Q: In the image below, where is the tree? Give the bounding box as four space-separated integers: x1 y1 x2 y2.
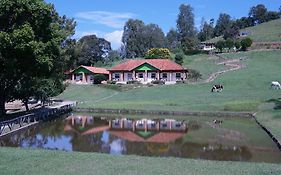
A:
0 0 76 116
240 38 253 51
214 13 232 37
145 48 171 59
215 40 225 52
198 19 214 42
165 28 180 50
122 19 165 58
223 23 239 40
249 4 268 24
225 38 234 51
175 53 184 65
144 24 165 49
235 17 255 29
75 35 111 66
176 4 197 53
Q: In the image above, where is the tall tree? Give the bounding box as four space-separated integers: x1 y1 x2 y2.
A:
214 13 232 37
144 24 165 49
176 4 197 53
75 35 111 66
249 4 268 24
122 19 165 58
165 28 180 50
0 0 76 116
198 18 214 41
122 19 146 58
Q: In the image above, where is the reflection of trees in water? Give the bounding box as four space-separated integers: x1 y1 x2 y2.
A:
0 118 71 149
180 142 252 161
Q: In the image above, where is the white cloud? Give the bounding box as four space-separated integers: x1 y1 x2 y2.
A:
104 30 123 50
75 11 136 28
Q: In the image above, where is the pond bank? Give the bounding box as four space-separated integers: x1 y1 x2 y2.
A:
74 107 253 118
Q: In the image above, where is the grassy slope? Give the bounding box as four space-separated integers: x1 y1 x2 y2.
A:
240 19 281 42
206 18 281 43
0 147 280 175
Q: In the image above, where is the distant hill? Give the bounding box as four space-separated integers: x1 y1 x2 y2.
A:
205 18 281 43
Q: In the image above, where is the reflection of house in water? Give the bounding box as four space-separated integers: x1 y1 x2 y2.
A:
64 116 188 143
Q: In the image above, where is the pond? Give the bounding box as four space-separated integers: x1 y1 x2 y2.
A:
1 113 281 163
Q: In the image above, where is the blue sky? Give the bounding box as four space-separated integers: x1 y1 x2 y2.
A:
45 0 280 49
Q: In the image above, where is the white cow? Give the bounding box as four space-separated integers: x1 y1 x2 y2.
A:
271 81 281 89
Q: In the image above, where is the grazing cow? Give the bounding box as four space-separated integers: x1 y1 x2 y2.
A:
213 119 223 124
211 84 223 92
271 81 281 89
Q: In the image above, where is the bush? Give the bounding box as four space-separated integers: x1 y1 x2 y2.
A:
175 53 184 65
93 74 107 84
188 69 202 81
145 48 171 59
127 80 141 84
107 80 116 84
151 80 165 85
215 40 225 53
240 37 253 51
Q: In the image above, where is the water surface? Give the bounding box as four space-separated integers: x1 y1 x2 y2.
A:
1 113 281 163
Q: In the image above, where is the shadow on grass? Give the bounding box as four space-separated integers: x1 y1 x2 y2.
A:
266 98 281 110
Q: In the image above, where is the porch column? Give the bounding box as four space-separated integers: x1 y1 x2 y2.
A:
109 73 112 81
169 72 172 81
144 70 148 82
120 72 124 81
157 71 160 80
82 73 86 83
72 74 75 82
133 71 136 80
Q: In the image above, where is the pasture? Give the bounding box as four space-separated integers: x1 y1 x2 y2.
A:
0 147 281 175
58 50 281 140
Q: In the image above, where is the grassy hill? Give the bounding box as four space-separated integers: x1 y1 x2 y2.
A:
206 18 281 43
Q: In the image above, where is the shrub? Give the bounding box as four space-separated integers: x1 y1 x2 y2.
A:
127 80 141 84
107 80 116 84
145 48 171 59
234 41 241 50
188 69 202 81
151 80 165 85
215 40 225 53
93 74 107 84
175 53 184 65
240 37 253 51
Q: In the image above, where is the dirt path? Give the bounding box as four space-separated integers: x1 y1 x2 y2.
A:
192 55 244 84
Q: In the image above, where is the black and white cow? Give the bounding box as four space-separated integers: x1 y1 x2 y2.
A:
211 84 223 92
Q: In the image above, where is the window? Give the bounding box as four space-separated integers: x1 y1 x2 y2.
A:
90 75 94 81
138 73 144 78
76 75 82 81
127 73 132 80
114 73 120 79
151 73 156 79
162 73 167 79
176 73 181 78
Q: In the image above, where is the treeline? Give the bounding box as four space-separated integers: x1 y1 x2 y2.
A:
199 4 281 41
72 3 281 67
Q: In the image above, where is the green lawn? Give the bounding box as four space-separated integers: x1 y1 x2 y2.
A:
0 147 280 175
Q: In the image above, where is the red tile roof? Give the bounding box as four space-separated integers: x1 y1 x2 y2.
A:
109 130 185 143
109 59 186 71
70 65 109 75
